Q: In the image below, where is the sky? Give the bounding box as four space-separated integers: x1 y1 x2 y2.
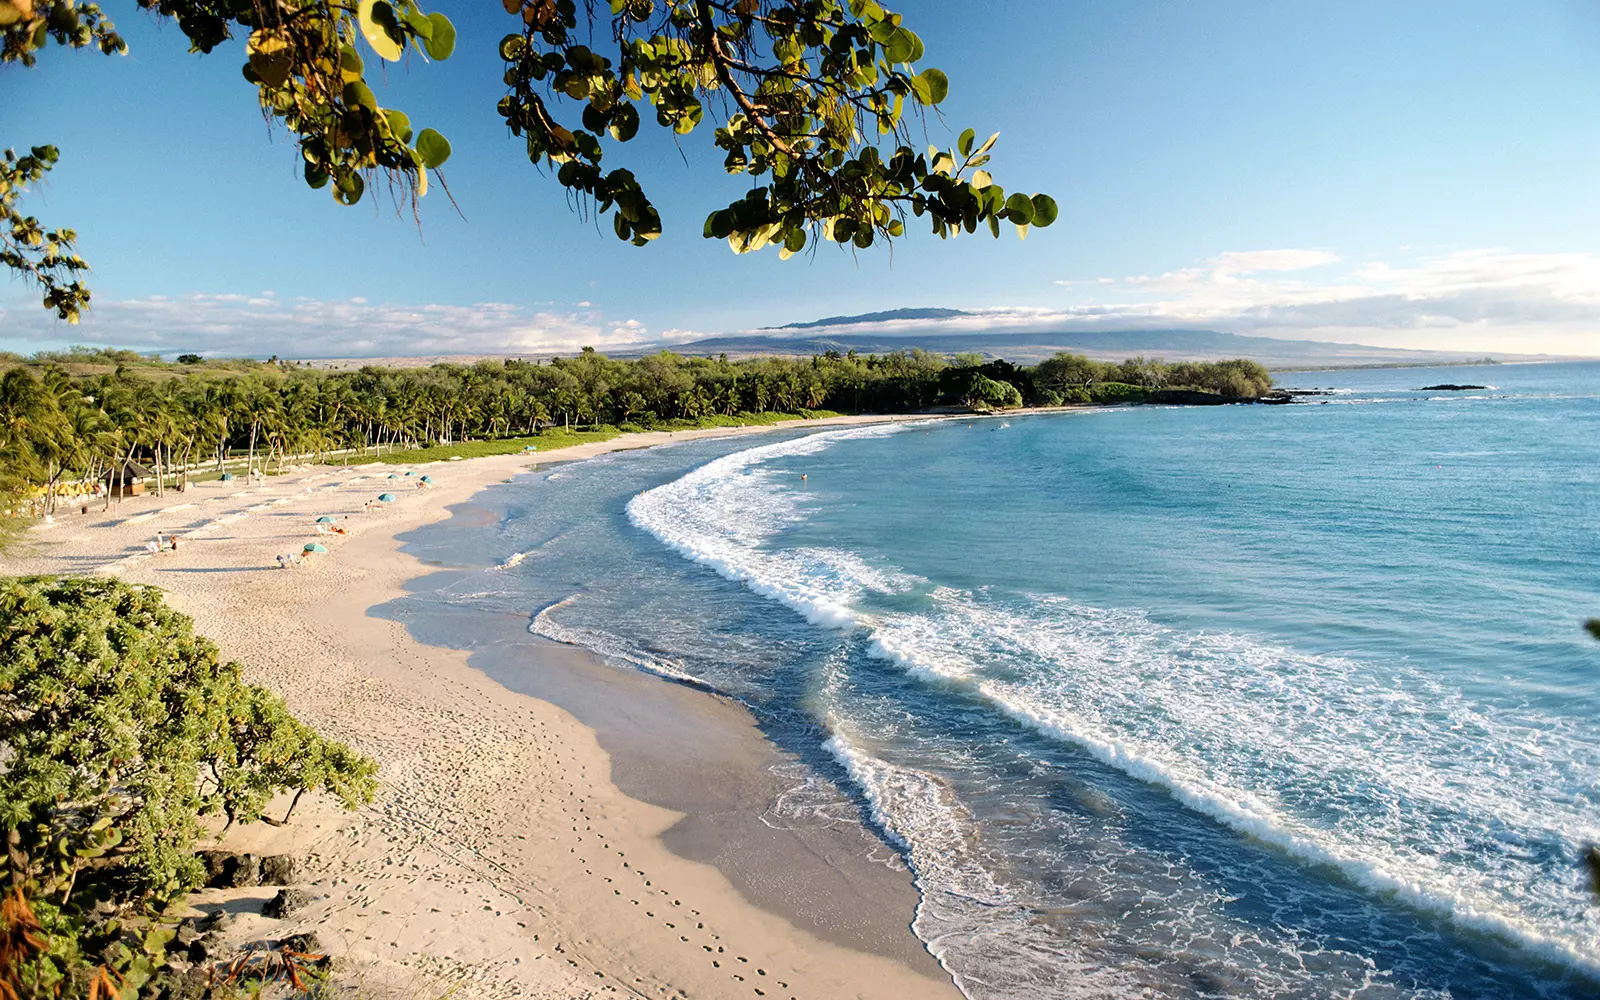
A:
4 0 1600 358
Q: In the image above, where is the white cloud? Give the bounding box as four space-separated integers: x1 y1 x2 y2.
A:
3 248 1596 359
0 294 683 359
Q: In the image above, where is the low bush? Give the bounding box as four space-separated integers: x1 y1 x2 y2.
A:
0 576 376 999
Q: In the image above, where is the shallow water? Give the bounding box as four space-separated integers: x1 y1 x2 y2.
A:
399 361 1600 999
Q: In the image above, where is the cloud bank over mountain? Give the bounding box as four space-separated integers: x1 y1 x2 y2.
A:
1 249 1594 358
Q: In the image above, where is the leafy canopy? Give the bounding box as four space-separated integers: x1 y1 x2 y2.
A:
0 576 377 906
1 0 1057 321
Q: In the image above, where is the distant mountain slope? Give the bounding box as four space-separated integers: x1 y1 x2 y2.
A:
768 307 973 329
660 327 1516 367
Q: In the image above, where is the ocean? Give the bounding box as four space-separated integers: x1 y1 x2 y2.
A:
393 360 1600 999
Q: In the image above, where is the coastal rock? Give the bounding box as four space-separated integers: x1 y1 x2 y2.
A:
147 965 208 1000
259 854 296 885
275 931 331 968
262 887 312 919
1417 383 1486 390
197 850 260 888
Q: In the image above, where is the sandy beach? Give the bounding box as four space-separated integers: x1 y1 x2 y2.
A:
3 416 961 1000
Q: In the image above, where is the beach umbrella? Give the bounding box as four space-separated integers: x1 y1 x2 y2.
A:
419 475 432 483
220 472 234 481
303 542 327 553
403 471 416 476
315 515 335 523
377 493 396 502
387 473 399 479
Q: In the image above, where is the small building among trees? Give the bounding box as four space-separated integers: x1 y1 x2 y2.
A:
103 460 153 498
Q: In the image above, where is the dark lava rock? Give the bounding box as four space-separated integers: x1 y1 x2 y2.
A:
1417 384 1486 391
187 931 224 964
263 887 312 919
276 931 330 966
196 850 260 888
259 854 296 885
148 965 209 1000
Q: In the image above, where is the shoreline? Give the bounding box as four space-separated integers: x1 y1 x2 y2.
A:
3 413 965 999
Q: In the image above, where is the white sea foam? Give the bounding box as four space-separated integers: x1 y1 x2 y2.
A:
629 422 1600 987
865 589 1600 978
625 424 918 628
826 727 1165 999
530 595 709 688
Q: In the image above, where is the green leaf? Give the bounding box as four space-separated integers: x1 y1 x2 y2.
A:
415 128 451 168
384 108 413 144
342 80 379 111
1004 192 1034 224
358 0 404 61
424 13 456 60
915 68 948 105
333 171 365 205
499 33 528 61
958 128 975 157
1030 194 1059 228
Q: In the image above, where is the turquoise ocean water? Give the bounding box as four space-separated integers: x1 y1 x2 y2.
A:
395 361 1600 999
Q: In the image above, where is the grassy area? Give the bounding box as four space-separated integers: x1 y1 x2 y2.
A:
321 411 842 467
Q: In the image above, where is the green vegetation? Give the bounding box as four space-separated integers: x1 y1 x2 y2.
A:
0 576 376 999
3 0 1054 323
0 347 1277 520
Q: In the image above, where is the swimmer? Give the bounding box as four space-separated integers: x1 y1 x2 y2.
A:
800 473 807 481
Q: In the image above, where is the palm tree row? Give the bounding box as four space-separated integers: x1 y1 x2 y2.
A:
0 347 1276 517
0 349 956 515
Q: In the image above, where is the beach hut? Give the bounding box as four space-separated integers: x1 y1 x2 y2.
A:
303 542 327 553
103 460 153 499
315 515 336 523
377 493 396 502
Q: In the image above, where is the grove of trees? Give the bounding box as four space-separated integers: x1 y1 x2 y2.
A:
0 346 1276 518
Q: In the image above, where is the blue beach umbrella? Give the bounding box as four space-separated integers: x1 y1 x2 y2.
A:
419 475 432 483
220 472 234 481
387 473 399 479
315 515 335 523
403 471 416 476
303 542 327 553
377 493 396 502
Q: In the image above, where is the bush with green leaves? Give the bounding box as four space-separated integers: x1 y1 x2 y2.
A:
0 576 376 997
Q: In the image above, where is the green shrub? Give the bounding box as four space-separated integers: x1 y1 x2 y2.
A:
1088 382 1151 404
0 577 377 998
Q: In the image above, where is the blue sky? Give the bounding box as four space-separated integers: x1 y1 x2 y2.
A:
5 0 1600 357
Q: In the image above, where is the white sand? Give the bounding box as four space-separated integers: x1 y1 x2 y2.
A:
4 416 960 1000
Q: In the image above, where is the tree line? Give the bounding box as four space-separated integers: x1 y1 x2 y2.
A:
0 348 1274 516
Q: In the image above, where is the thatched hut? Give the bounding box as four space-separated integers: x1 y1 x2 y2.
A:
103 460 153 499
